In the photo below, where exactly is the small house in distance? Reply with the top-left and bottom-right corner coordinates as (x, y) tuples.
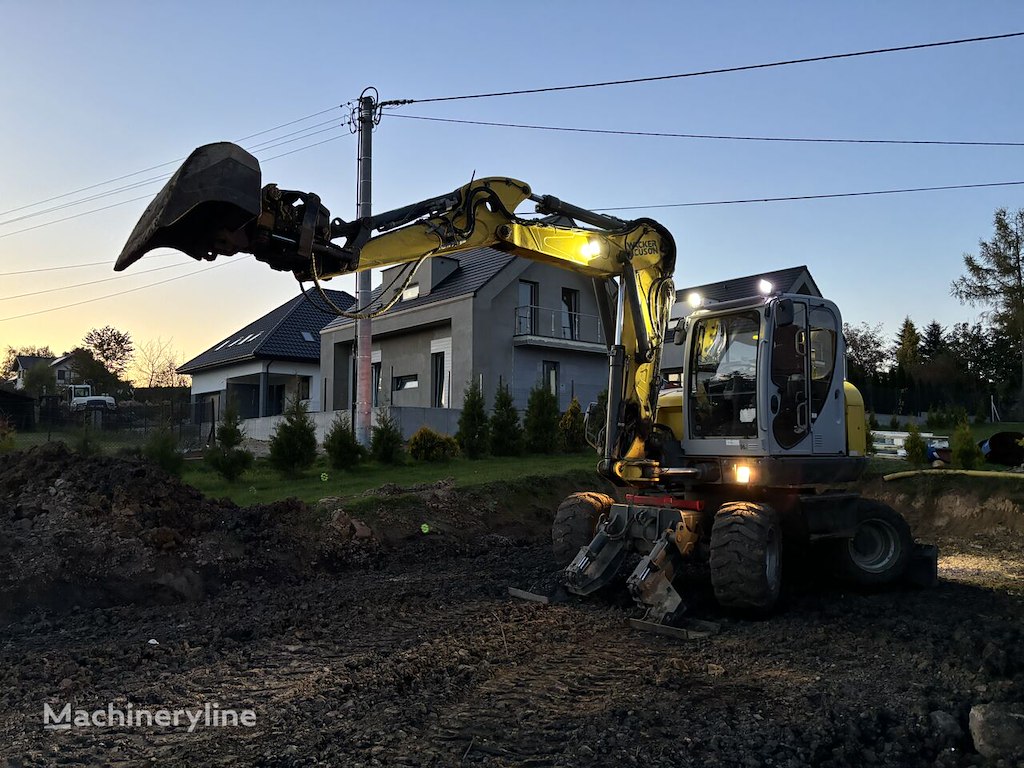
(179, 289), (355, 420)
(11, 354), (75, 391)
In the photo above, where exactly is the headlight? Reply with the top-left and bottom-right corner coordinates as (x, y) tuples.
(735, 465), (752, 484)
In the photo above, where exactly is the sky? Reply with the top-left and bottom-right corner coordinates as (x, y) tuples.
(2, 1), (1023, 378)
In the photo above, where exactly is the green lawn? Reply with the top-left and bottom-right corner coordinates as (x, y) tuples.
(182, 452), (600, 506)
(12, 429), (151, 453)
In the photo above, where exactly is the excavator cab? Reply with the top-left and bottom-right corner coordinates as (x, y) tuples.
(661, 293), (865, 483)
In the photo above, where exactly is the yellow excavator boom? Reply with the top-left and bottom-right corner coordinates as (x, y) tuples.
(116, 142), (677, 484)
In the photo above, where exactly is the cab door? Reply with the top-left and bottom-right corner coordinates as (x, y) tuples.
(768, 300), (811, 453)
(808, 304), (845, 454)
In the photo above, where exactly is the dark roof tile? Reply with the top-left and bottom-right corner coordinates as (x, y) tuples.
(13, 355), (54, 371)
(676, 266), (818, 304)
(323, 248), (514, 331)
(178, 289), (354, 373)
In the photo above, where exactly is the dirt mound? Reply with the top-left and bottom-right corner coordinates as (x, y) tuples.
(859, 474), (1024, 540)
(341, 470), (610, 545)
(0, 444), (372, 617)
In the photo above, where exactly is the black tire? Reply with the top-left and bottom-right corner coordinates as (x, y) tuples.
(552, 492), (612, 564)
(834, 500), (912, 587)
(710, 501), (782, 615)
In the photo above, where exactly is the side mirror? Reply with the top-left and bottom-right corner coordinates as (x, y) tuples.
(672, 321), (686, 345)
(775, 298), (794, 327)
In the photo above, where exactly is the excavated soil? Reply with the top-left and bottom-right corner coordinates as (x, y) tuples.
(1, 446), (1023, 767)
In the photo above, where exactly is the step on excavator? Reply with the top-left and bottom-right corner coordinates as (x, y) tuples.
(116, 143), (936, 626)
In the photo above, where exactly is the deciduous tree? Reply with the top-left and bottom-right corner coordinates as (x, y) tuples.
(1, 345), (53, 380)
(69, 347), (122, 397)
(83, 326), (134, 379)
(134, 337), (190, 388)
(22, 362), (56, 398)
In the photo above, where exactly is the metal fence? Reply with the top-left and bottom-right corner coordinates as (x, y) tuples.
(15, 399), (214, 454)
(514, 305), (604, 345)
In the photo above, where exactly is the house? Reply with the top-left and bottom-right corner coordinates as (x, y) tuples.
(178, 289), (355, 420)
(11, 354), (75, 391)
(661, 265), (822, 380)
(49, 354), (74, 388)
(11, 355), (53, 390)
(320, 247), (611, 417)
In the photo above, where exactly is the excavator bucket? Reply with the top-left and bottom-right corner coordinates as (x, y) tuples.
(115, 142), (262, 271)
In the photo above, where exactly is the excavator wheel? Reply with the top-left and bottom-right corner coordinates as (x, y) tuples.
(833, 500), (912, 587)
(710, 501), (782, 615)
(552, 492), (613, 565)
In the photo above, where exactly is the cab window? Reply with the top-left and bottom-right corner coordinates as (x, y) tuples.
(809, 307), (838, 418)
(688, 311), (760, 438)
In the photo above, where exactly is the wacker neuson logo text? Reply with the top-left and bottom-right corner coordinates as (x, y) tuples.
(43, 702), (256, 732)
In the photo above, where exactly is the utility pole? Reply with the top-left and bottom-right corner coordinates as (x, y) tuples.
(354, 92), (375, 446)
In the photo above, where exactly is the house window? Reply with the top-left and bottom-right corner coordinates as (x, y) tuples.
(542, 361), (559, 398)
(56, 369), (66, 382)
(371, 362), (382, 407)
(561, 288), (580, 340)
(394, 374), (419, 391)
(517, 280), (538, 335)
(297, 376), (311, 401)
(431, 352), (445, 407)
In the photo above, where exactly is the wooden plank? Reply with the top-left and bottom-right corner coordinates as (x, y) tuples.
(629, 617), (719, 640)
(507, 587), (550, 604)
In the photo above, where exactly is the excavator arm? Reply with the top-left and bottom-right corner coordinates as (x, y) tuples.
(116, 142), (677, 485)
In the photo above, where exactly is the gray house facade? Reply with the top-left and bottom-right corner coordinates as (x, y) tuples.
(320, 248), (610, 416)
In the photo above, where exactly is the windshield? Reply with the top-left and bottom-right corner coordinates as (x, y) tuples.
(688, 311), (760, 438)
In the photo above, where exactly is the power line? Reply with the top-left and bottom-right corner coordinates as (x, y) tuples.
(0, 252), (179, 276)
(0, 127), (353, 240)
(0, 260), (191, 302)
(388, 113), (1024, 148)
(381, 32), (1024, 105)
(0, 121), (351, 229)
(9, 174), (1021, 271)
(0, 257), (250, 323)
(235, 105), (346, 143)
(0, 195), (155, 240)
(261, 133), (349, 162)
(0, 104), (348, 218)
(5, 178), (1019, 319)
(592, 180), (1024, 212)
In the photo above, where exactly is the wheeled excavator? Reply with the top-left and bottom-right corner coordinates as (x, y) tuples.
(116, 142), (934, 625)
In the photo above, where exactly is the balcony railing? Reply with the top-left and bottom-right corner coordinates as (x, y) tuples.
(514, 305), (604, 345)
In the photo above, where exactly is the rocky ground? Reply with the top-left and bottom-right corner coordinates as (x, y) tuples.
(1, 445), (1023, 766)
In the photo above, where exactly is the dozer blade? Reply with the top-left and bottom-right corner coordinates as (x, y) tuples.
(115, 142), (262, 271)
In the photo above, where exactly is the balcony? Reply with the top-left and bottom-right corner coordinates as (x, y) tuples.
(512, 305), (606, 353)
